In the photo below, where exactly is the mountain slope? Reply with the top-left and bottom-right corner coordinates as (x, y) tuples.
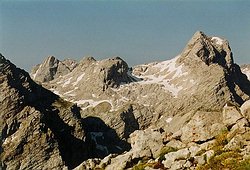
(30, 56), (78, 83)
(72, 32), (250, 169)
(35, 32), (250, 140)
(3, 31), (250, 169)
(0, 54), (88, 169)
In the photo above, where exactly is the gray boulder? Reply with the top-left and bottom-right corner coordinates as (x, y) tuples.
(241, 100), (250, 121)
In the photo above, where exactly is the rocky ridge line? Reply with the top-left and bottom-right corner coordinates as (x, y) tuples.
(30, 56), (78, 83)
(1, 54), (87, 169)
(2, 31), (249, 169)
(29, 32), (250, 160)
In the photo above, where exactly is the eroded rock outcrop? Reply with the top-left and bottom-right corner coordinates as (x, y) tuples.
(28, 32), (250, 161)
(0, 54), (87, 169)
(25, 31), (250, 169)
(179, 31), (233, 69)
(76, 100), (250, 170)
(30, 56), (78, 83)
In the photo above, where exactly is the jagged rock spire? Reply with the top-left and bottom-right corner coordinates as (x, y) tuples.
(179, 31), (234, 70)
(30, 55), (78, 82)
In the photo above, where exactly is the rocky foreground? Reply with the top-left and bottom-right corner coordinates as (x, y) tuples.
(1, 31), (250, 170)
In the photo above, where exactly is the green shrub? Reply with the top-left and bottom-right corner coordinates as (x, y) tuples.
(197, 129), (250, 170)
(132, 161), (166, 170)
(236, 159), (250, 170)
(196, 149), (206, 156)
(158, 146), (178, 161)
(212, 129), (228, 153)
(197, 150), (250, 170)
(132, 162), (146, 170)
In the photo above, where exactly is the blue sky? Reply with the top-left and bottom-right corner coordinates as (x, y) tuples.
(0, 1), (250, 71)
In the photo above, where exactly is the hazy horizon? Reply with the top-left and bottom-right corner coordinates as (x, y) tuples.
(1, 1), (250, 71)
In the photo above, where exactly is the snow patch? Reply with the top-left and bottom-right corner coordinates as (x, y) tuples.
(90, 132), (108, 154)
(64, 90), (74, 95)
(137, 75), (183, 97)
(166, 117), (173, 123)
(62, 77), (72, 87)
(153, 56), (178, 72)
(153, 55), (188, 79)
(50, 89), (61, 96)
(64, 90), (76, 97)
(32, 64), (42, 79)
(212, 37), (223, 45)
(172, 65), (188, 79)
(242, 68), (250, 80)
(161, 82), (183, 96)
(72, 73), (85, 86)
(127, 70), (142, 82)
(130, 55), (189, 97)
(115, 145), (123, 150)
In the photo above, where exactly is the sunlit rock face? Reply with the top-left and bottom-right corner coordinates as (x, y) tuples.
(0, 54), (88, 169)
(1, 31), (250, 169)
(30, 56), (78, 83)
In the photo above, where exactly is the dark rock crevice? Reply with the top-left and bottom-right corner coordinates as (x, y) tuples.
(120, 106), (140, 140)
(40, 107), (88, 169)
(82, 116), (131, 159)
(225, 64), (250, 106)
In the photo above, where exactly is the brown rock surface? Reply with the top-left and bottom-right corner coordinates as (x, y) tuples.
(30, 56), (78, 83)
(0, 54), (88, 169)
(31, 32), (250, 156)
(7, 31), (249, 169)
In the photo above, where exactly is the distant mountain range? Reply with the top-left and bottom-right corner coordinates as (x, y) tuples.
(1, 31), (250, 170)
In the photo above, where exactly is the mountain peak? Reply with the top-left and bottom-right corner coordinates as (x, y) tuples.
(179, 31), (234, 69)
(44, 55), (58, 66)
(192, 30), (207, 39)
(30, 55), (77, 82)
(80, 56), (96, 63)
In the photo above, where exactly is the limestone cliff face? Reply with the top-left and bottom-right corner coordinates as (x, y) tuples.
(179, 31), (234, 69)
(33, 31), (250, 146)
(76, 100), (250, 170)
(30, 56), (78, 83)
(21, 31), (250, 169)
(0, 54), (87, 169)
(173, 31), (250, 112)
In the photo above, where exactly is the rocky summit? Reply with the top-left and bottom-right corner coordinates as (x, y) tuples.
(30, 56), (78, 83)
(0, 54), (94, 169)
(1, 31), (250, 170)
